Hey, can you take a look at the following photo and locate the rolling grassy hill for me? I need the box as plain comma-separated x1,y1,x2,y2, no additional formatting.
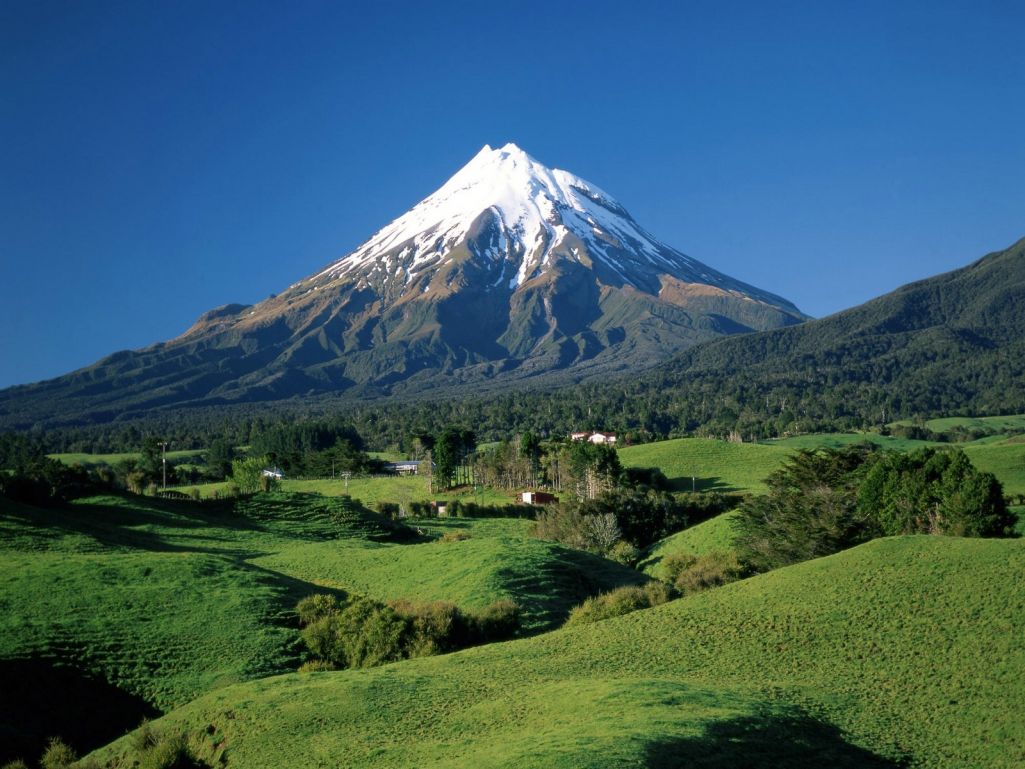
619,438,793,494
89,535,1025,769
252,517,645,632
622,434,1025,501
0,492,642,765
638,511,741,579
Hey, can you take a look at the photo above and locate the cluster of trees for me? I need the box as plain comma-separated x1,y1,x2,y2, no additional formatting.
296,592,520,670
249,419,380,477
533,454,738,559
0,433,102,505
734,445,1015,572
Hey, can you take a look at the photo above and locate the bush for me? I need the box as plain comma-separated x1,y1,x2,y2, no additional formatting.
438,530,471,543
472,599,521,642
39,738,76,769
302,597,407,669
296,593,342,626
564,582,672,627
296,593,521,669
409,501,433,517
189,487,201,501
136,729,205,769
376,501,400,519
608,540,641,566
391,599,467,656
298,659,337,673
672,550,745,596
2,760,30,769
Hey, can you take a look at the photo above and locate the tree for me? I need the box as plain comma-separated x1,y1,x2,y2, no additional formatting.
432,427,474,489
858,447,1012,537
231,455,275,495
734,447,876,572
520,431,542,486
205,437,235,480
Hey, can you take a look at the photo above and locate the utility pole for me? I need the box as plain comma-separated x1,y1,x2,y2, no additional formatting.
341,471,352,493
159,441,170,490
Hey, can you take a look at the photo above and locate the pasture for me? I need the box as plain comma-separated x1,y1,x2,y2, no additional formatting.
90,535,1025,769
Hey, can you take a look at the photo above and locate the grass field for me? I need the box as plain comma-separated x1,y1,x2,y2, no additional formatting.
638,511,741,579
892,413,1025,434
252,516,644,632
49,449,206,467
761,433,938,452
90,535,1025,769
168,474,518,507
619,438,793,494
0,492,642,765
962,441,1025,498
621,435,1025,503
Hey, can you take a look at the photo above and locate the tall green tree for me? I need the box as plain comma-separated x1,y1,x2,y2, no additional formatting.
858,447,1012,537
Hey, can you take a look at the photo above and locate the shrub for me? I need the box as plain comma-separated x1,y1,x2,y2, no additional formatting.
137,730,204,769
608,540,641,566
39,738,76,769
298,659,337,672
132,717,159,752
376,501,400,519
672,550,745,596
391,599,466,656
296,593,342,626
438,530,471,543
409,501,432,517
302,597,408,669
296,592,521,669
2,760,30,769
472,599,521,642
564,583,672,627
189,487,201,501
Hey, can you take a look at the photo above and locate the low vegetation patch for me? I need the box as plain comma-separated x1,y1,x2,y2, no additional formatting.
563,582,671,627
297,593,520,668
663,549,745,596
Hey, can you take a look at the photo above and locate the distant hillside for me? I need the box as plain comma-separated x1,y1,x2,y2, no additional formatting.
89,536,1025,768
637,236,1025,431
6,237,1024,447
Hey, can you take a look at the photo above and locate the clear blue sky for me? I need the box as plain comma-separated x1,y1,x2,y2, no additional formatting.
2,0,1024,388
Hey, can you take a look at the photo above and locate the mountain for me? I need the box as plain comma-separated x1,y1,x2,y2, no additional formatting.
0,143,805,428
467,235,1025,439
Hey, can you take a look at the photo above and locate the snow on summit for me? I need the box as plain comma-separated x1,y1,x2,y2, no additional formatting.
309,143,798,310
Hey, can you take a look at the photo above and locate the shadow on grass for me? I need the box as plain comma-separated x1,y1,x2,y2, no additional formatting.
0,657,158,767
645,711,907,769
2,492,418,559
492,545,649,632
665,476,742,494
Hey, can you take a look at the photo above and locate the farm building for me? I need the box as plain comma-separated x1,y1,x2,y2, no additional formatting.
570,431,618,445
520,491,558,505
386,460,427,476
261,467,285,480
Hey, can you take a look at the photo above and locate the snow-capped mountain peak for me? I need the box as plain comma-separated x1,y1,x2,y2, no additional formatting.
312,142,726,295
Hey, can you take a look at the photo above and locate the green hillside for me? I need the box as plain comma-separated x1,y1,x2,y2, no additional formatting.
91,535,1025,769
638,511,741,579
252,518,645,632
0,493,641,765
619,437,792,494
621,434,1025,503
